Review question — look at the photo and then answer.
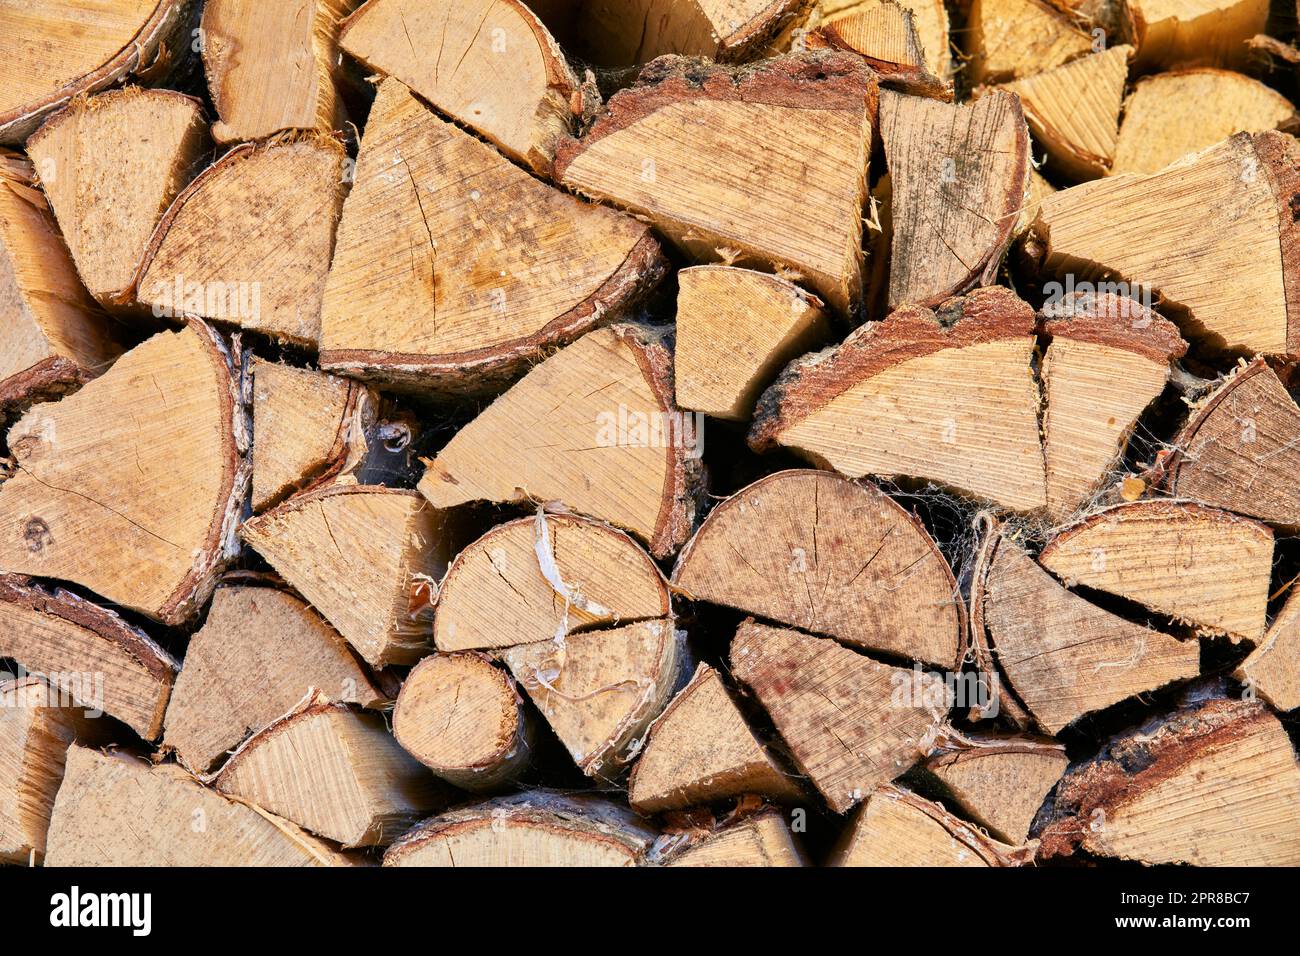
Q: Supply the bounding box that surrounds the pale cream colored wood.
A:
[806,0,949,98]
[965,0,1093,84]
[1127,0,1269,71]
[661,810,807,866]
[1016,169,1056,235]
[1236,585,1300,712]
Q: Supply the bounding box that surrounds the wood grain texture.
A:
[806,0,950,98]
[657,809,806,866]
[1127,0,1269,71]
[1235,584,1300,712]
[965,0,1092,84]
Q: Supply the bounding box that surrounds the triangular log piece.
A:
[654,808,807,866]
[555,52,877,316]
[1016,168,1056,235]
[1112,69,1297,176]
[392,652,534,792]
[202,0,362,143]
[0,151,123,408]
[628,663,801,813]
[0,321,246,625]
[417,324,704,559]
[749,287,1046,512]
[878,89,1029,310]
[674,266,831,422]
[214,696,453,847]
[1038,500,1272,643]
[1126,0,1269,71]
[339,0,577,173]
[162,585,384,774]
[963,0,1093,84]
[1235,584,1300,712]
[501,619,686,783]
[136,137,347,347]
[26,87,209,305]
[240,485,451,667]
[383,792,657,866]
[434,512,670,652]
[319,78,664,395]
[672,470,963,667]
[1037,696,1300,865]
[45,745,356,866]
[730,620,948,814]
[807,0,951,95]
[1031,131,1300,356]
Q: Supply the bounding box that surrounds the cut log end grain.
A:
[672,469,963,667]
[1127,0,1269,71]
[654,808,807,866]
[805,0,951,99]
[0,320,247,625]
[1235,584,1300,712]
[965,0,1094,85]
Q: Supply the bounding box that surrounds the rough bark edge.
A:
[1040,289,1187,363]
[0,357,94,413]
[718,1,815,58]
[806,11,951,100]
[964,514,1035,728]
[646,805,806,864]
[1252,131,1300,357]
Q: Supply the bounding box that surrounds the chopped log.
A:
[672,470,964,667]
[417,324,703,559]
[433,512,670,653]
[1236,583,1300,712]
[878,89,1029,309]
[1016,168,1057,235]
[806,0,951,96]
[501,619,686,783]
[202,0,362,143]
[1126,0,1269,71]
[1037,696,1300,865]
[319,78,664,394]
[965,513,1034,728]
[163,585,384,774]
[0,320,246,625]
[136,137,347,348]
[1112,69,1297,176]
[964,0,1093,85]
[674,266,831,422]
[1030,130,1300,356]
[654,808,807,866]
[392,652,533,791]
[750,287,1046,511]
[730,620,947,814]
[240,485,451,667]
[1039,500,1271,642]
[339,0,577,173]
[45,745,355,866]
[384,792,657,866]
[214,695,452,847]
[555,53,877,316]
[628,663,800,813]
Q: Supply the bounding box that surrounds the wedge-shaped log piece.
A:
[26,88,209,305]
[46,745,354,866]
[434,513,669,652]
[750,288,1046,511]
[675,266,831,421]
[807,0,951,93]
[673,470,962,666]
[241,485,450,667]
[340,0,576,173]
[1113,70,1297,176]
[731,620,947,814]
[203,0,362,143]
[163,586,384,773]
[502,619,685,783]
[964,0,1093,84]
[1127,0,1268,71]
[1032,131,1300,356]
[965,514,1033,728]
[628,663,799,813]
[384,792,656,866]
[1235,585,1300,712]
[1037,696,1300,865]
[137,138,347,347]
[320,79,662,394]
[215,697,451,847]
[655,809,806,866]
[1038,501,1272,642]
[418,325,702,559]
[393,653,533,792]
[0,0,193,145]
[0,321,246,625]
[556,53,876,316]
[0,152,122,408]
[879,90,1029,310]
[1017,168,1056,235]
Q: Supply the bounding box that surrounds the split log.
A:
[162,585,384,773]
[45,745,355,866]
[392,652,533,792]
[964,513,1034,728]
[433,512,670,653]
[1236,585,1300,712]
[730,620,947,814]
[136,137,347,348]
[1126,0,1269,71]
[26,88,209,306]
[0,321,246,625]
[1037,695,1300,865]
[320,78,663,394]
[555,53,877,316]
[1017,168,1057,235]
[417,324,703,559]
[805,0,951,96]
[202,0,362,143]
[672,470,964,667]
[383,792,657,867]
[964,0,1093,85]
[501,619,686,783]
[652,808,807,866]
[628,663,800,813]
[240,485,451,667]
